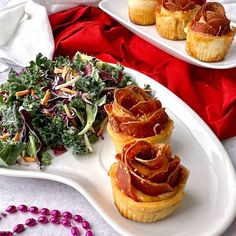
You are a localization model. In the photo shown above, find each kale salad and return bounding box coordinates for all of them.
[0,52,136,168]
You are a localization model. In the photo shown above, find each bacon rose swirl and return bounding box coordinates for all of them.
[191,2,231,36]
[158,0,196,11]
[104,86,170,138]
[115,140,186,201]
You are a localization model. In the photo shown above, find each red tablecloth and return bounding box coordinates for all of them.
[49,4,236,140]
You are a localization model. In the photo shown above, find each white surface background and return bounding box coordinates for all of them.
[0,136,235,236]
[0,0,235,235]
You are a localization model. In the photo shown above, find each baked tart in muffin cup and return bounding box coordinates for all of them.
[104,86,173,153]
[128,0,157,25]
[156,0,200,40]
[185,2,236,62]
[108,140,189,222]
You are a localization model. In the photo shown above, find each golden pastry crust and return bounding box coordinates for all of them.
[156,6,199,40]
[107,119,173,153]
[185,2,236,62]
[109,162,189,222]
[105,86,174,153]
[128,0,157,25]
[185,26,236,62]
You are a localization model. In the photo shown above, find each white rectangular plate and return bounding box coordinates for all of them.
[0,67,236,236]
[99,0,236,69]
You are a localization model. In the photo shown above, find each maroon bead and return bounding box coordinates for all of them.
[25,218,37,227]
[51,209,61,218]
[50,216,60,224]
[82,221,90,230]
[0,232,13,236]
[86,231,93,236]
[38,216,49,224]
[73,215,83,222]
[18,205,28,212]
[13,224,25,233]
[6,205,17,214]
[62,211,72,219]
[61,218,71,227]
[6,232,13,236]
[71,227,79,236]
[29,206,39,214]
[40,208,50,215]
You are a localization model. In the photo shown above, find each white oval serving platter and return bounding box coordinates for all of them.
[0,67,235,236]
[99,0,236,69]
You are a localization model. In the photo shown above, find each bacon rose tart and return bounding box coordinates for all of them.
[156,0,199,40]
[104,86,173,153]
[185,2,236,62]
[128,0,157,25]
[108,140,189,222]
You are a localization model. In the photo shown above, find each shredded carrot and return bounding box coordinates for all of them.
[60,87,78,95]
[97,117,108,136]
[31,89,35,96]
[54,67,63,74]
[62,66,70,79]
[40,89,51,106]
[0,133,10,140]
[23,156,37,163]
[15,90,31,97]
[64,104,77,127]
[13,132,20,142]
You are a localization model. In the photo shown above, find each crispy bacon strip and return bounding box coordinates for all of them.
[105,86,170,138]
[191,2,230,36]
[113,87,150,116]
[129,100,162,116]
[161,0,196,11]
[119,108,168,138]
[115,141,183,198]
[131,171,173,196]
[116,158,137,200]
[148,156,180,183]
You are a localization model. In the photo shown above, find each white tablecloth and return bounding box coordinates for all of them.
[0,136,235,235]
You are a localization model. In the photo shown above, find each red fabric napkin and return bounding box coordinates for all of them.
[49,5,236,140]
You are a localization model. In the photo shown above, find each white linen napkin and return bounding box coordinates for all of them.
[0,0,99,77]
[37,0,100,14]
[207,0,236,23]
[0,0,54,74]
[0,3,25,47]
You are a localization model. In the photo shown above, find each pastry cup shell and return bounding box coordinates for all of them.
[107,119,174,154]
[108,163,189,222]
[156,6,199,40]
[128,0,157,25]
[185,26,236,62]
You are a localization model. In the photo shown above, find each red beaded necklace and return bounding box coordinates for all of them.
[0,205,93,236]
